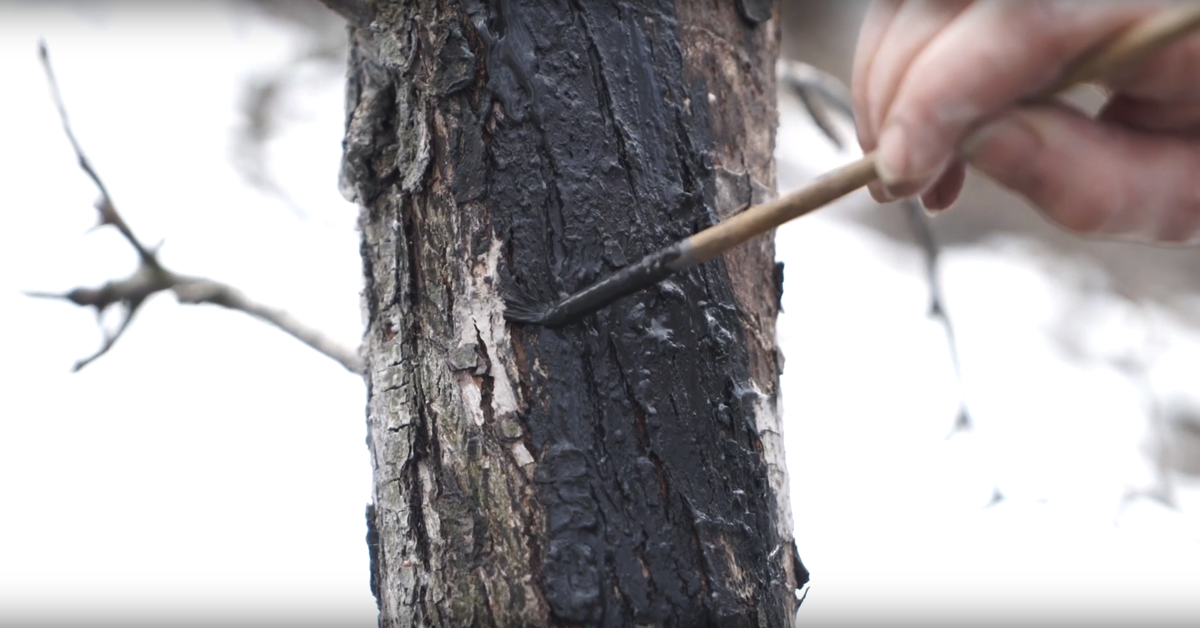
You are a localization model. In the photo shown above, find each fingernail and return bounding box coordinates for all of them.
[920,192,945,216]
[875,122,908,188]
[920,178,955,214]
[867,181,892,204]
[877,120,940,198]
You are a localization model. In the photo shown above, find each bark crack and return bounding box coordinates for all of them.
[403,381,434,570]
[607,336,650,453]
[571,0,639,205]
[474,323,496,427]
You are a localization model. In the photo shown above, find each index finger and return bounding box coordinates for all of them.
[875,1,1156,193]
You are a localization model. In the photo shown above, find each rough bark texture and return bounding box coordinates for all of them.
[340,1,799,625]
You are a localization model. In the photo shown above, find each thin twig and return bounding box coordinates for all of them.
[173,277,364,374]
[781,59,972,434]
[78,302,141,372]
[900,199,973,435]
[231,2,348,223]
[33,40,363,375]
[777,59,855,150]
[39,41,155,263]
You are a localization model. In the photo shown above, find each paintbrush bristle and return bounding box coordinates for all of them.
[500,287,552,325]
[503,243,687,328]
[502,300,553,325]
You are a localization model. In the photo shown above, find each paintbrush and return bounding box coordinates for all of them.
[505,4,1200,328]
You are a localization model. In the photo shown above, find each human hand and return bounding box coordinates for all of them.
[852,1,1200,244]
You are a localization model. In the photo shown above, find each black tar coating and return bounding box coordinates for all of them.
[364,503,381,613]
[737,0,774,24]
[462,0,795,625]
[503,242,686,327]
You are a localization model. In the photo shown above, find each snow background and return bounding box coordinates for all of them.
[2,2,1199,625]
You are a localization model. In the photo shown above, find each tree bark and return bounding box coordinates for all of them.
[340,1,801,625]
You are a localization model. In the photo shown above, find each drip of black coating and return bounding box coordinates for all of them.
[504,242,689,327]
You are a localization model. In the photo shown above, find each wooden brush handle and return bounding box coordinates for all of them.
[679,3,1200,267]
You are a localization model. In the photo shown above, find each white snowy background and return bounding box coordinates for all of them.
[2,2,1200,625]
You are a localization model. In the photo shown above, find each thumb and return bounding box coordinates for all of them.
[964,105,1200,245]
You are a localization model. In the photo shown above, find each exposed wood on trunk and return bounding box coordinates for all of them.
[339,1,799,625]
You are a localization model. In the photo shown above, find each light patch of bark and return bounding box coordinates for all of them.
[753,383,795,540]
[452,236,523,425]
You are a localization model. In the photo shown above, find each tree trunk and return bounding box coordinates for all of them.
[339,1,801,625]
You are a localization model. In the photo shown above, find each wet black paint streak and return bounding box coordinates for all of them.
[462,0,788,625]
[503,242,686,327]
[737,0,774,25]
[365,503,382,612]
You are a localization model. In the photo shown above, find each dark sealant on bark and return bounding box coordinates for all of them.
[501,242,687,327]
[737,0,775,25]
[349,0,799,625]
[474,1,789,625]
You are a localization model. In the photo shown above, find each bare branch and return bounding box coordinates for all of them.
[232,2,348,222]
[173,278,364,375]
[777,59,855,150]
[39,40,156,264]
[33,41,363,375]
[780,58,974,434]
[899,197,974,435]
[73,302,141,372]
[25,263,173,371]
